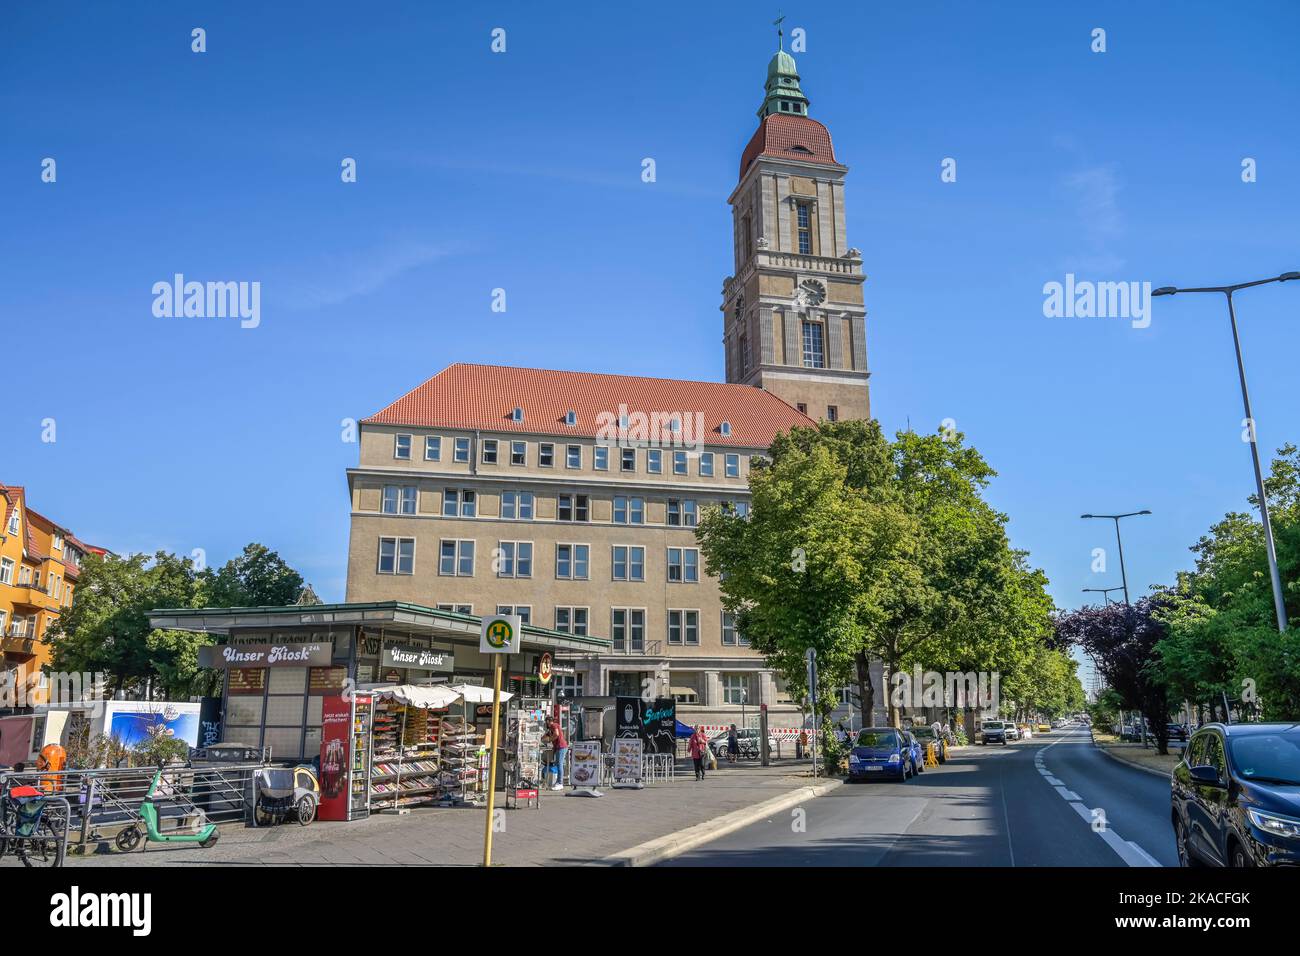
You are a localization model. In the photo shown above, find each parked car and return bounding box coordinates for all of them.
[1167,723,1190,743]
[709,728,778,760]
[910,725,949,763]
[847,728,917,781]
[1036,722,1051,734]
[1172,722,1300,867]
[903,731,925,774]
[1004,722,1021,741]
[980,720,1009,746]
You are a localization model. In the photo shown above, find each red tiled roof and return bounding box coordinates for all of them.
[739,113,841,180]
[362,364,814,449]
[0,485,21,538]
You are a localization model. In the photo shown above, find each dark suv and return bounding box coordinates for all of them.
[1171,723,1300,867]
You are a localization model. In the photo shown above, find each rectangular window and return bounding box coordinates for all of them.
[439,539,475,576]
[722,612,737,645]
[497,541,533,578]
[797,403,808,415]
[442,488,477,518]
[647,450,662,474]
[425,436,441,461]
[802,321,825,369]
[555,543,590,580]
[436,603,473,614]
[382,485,417,515]
[612,545,645,582]
[539,443,554,467]
[394,434,412,460]
[725,454,740,478]
[667,610,700,646]
[621,448,636,472]
[594,446,609,471]
[558,494,589,522]
[481,439,498,464]
[667,548,699,583]
[723,675,750,705]
[0,558,13,585]
[566,445,582,469]
[673,451,688,475]
[611,609,645,652]
[797,204,812,255]
[827,405,839,422]
[554,607,589,636]
[496,605,531,625]
[510,441,527,466]
[454,438,470,463]
[613,496,645,525]
[377,537,415,575]
[699,452,714,477]
[500,491,534,520]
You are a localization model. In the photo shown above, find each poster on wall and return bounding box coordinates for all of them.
[318,694,352,822]
[615,696,677,754]
[612,737,643,788]
[104,702,201,749]
[0,715,36,765]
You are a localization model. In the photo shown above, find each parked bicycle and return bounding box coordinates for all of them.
[0,779,69,868]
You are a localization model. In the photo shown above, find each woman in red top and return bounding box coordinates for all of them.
[688,727,710,781]
[547,718,568,790]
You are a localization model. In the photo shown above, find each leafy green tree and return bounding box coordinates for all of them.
[1154,445,1299,720]
[198,542,304,608]
[698,421,1056,729]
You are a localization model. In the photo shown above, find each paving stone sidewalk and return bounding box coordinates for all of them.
[68,761,819,867]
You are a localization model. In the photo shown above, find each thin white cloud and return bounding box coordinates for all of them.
[1060,163,1126,272]
[285,240,455,311]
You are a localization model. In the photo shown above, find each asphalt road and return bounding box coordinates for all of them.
[661,725,1179,867]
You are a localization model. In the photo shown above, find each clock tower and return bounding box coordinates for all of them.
[721,43,870,422]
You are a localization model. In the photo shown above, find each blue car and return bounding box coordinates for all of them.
[846,728,918,781]
[1172,722,1300,867]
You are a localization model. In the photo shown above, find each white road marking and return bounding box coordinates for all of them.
[1039,728,1163,868]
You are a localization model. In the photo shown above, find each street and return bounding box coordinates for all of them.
[662,726,1178,867]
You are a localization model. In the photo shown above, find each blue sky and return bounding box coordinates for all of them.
[3,1,1297,623]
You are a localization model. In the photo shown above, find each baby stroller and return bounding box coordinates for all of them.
[253,766,319,827]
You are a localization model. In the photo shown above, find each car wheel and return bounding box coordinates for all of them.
[1174,818,1191,868]
[1229,840,1253,868]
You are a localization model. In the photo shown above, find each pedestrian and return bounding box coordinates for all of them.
[545,717,568,791]
[727,724,740,764]
[797,729,808,759]
[688,726,709,780]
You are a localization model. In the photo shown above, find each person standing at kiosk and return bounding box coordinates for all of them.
[544,717,568,790]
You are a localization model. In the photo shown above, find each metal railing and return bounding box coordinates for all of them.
[0,762,265,849]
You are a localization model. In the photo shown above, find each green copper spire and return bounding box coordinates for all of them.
[757,25,810,119]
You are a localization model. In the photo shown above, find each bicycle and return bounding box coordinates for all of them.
[0,781,69,868]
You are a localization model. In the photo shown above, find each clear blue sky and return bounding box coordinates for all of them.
[3,1,1297,617]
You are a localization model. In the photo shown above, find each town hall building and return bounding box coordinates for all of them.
[344,43,871,728]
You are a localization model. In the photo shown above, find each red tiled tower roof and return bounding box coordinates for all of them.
[739,113,841,179]
[362,363,814,449]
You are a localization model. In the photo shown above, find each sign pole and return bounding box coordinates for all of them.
[482,655,504,866]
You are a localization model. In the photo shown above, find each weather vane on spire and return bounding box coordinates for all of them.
[774,13,785,51]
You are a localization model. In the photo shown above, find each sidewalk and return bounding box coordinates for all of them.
[69,760,824,867]
[1091,731,1181,777]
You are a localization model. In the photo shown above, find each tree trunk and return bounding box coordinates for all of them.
[854,650,875,727]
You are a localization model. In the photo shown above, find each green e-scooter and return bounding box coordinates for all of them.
[114,766,220,852]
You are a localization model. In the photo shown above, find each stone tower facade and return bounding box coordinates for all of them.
[721,46,870,422]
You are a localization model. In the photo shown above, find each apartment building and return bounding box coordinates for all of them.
[0,484,104,708]
[345,44,871,727]
[345,364,816,722]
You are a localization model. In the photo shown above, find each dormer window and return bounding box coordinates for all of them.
[618,414,629,429]
[511,407,524,423]
[720,421,732,438]
[565,410,577,426]
[6,511,18,535]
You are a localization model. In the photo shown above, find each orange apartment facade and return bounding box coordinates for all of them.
[0,484,104,709]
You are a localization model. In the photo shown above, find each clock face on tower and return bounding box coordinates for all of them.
[799,278,826,306]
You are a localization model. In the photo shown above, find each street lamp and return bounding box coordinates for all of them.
[1153,272,1297,633]
[1081,511,1151,606]
[1082,586,1126,606]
